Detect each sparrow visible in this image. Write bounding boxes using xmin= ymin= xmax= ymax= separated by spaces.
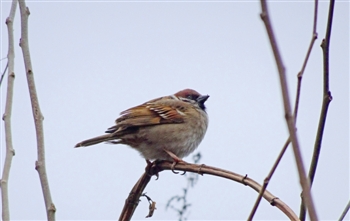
xmin=75 ymin=89 xmax=209 ymax=170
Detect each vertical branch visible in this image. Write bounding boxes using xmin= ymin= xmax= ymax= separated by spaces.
xmin=1 ymin=1 xmax=18 ymax=220
xmin=18 ymin=1 xmax=56 ymax=220
xmin=248 ymin=0 xmax=318 ymax=220
xmin=299 ymin=0 xmax=334 ymax=220
xmin=259 ymin=1 xmax=318 ymax=220
xmin=294 ymin=0 xmax=318 ymax=121
xmin=248 ymin=1 xmax=319 ymax=219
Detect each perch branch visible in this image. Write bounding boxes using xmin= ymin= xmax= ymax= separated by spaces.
xmin=1 ymin=1 xmax=17 ymax=220
xmin=249 ymin=1 xmax=319 ymax=219
xmin=18 ymin=1 xmax=56 ymax=220
xmin=299 ymin=0 xmax=334 ymax=220
xmin=119 ymin=168 xmax=154 ymax=221
xmin=259 ymin=1 xmax=317 ymax=220
xmin=119 ymin=162 xmax=299 ymax=221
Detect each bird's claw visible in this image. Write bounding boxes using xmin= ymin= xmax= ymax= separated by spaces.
xmin=145 ymin=160 xmax=161 ymax=179
xmin=170 ymin=160 xmax=186 ymax=175
xmin=170 ymin=161 xmax=179 ymax=174
xmin=162 ymin=148 xmax=186 ymax=175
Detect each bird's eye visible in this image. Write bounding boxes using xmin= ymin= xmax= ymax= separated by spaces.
xmin=186 ymin=94 xmax=199 ymax=101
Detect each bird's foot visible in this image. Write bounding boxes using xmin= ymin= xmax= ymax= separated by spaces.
xmin=145 ymin=159 xmax=163 ymax=180
xmin=162 ymin=148 xmax=187 ymax=175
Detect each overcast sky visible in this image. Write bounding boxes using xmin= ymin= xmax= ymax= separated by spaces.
xmin=1 ymin=1 xmax=349 ymax=220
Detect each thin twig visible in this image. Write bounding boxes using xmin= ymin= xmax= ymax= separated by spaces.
xmin=295 ymin=0 xmax=318 ymax=121
xmin=1 ymin=1 xmax=18 ymax=220
xmin=338 ymin=200 xmax=350 ymax=221
xmin=248 ymin=1 xmax=319 ymax=220
xmin=141 ymin=193 xmax=157 ymax=218
xmin=0 ymin=62 xmax=9 ymax=86
xmin=247 ymin=138 xmax=290 ymax=221
xmin=18 ymin=1 xmax=56 ymax=220
xmin=119 ymin=162 xmax=299 ymax=221
xmin=259 ymin=1 xmax=318 ymax=220
xmin=166 ymin=152 xmax=201 ymax=220
xmin=299 ymin=0 xmax=334 ymax=220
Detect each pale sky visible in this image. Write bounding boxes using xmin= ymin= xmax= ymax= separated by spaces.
xmin=1 ymin=1 xmax=349 ymax=220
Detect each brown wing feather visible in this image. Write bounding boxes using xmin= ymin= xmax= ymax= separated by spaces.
xmin=107 ymin=97 xmax=186 ymax=135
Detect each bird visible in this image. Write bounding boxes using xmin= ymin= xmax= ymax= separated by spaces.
xmin=75 ymin=89 xmax=209 ymax=170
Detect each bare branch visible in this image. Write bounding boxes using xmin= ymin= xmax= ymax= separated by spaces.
xmin=119 ymin=162 xmax=299 ymax=221
xmin=339 ymin=200 xmax=350 ymax=221
xmin=0 ymin=62 xmax=9 ymax=86
xmin=18 ymin=1 xmax=56 ymax=220
xmin=259 ymin=1 xmax=317 ymax=220
xmin=119 ymin=170 xmax=152 ymax=221
xmin=248 ymin=138 xmax=290 ymax=221
xmin=295 ymin=0 xmax=318 ymax=120
xmin=249 ymin=1 xmax=319 ymax=219
xmin=299 ymin=0 xmax=334 ymax=220
xmin=1 ymin=1 xmax=18 ymax=220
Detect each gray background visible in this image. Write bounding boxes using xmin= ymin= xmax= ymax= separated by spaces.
xmin=1 ymin=1 xmax=349 ymax=220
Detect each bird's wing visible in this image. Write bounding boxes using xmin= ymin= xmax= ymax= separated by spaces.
xmin=106 ymin=97 xmax=187 ymax=134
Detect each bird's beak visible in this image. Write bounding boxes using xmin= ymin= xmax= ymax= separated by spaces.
xmin=197 ymin=95 xmax=209 ymax=104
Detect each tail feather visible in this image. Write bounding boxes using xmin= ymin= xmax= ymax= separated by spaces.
xmin=75 ymin=134 xmax=115 ymax=148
